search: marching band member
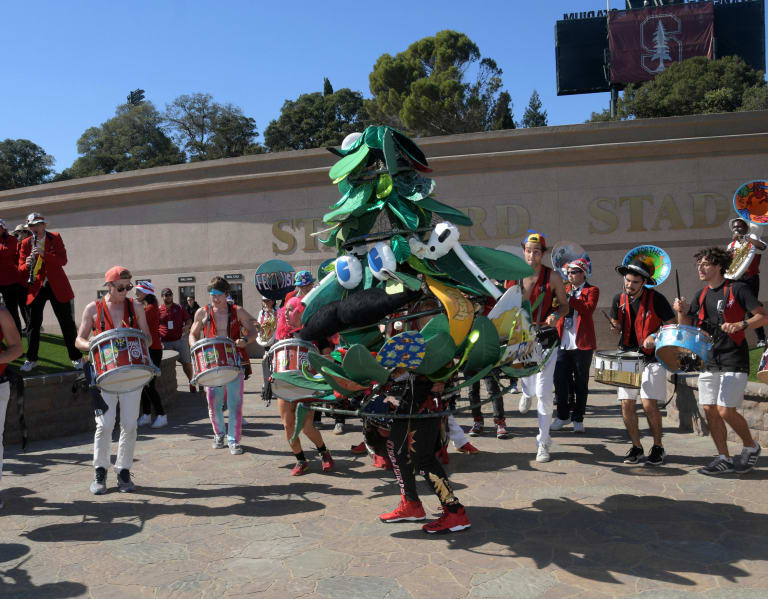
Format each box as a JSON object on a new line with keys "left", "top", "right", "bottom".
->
{"left": 726, "top": 218, "right": 767, "bottom": 347}
{"left": 609, "top": 258, "right": 675, "bottom": 466}
{"left": 135, "top": 282, "right": 167, "bottom": 428}
{"left": 75, "top": 266, "right": 151, "bottom": 494}
{"left": 674, "top": 247, "right": 765, "bottom": 475}
{"left": 256, "top": 297, "right": 277, "bottom": 400}
{"left": 0, "top": 305, "right": 24, "bottom": 509}
{"left": 189, "top": 276, "right": 257, "bottom": 456}
{"left": 551, "top": 258, "right": 599, "bottom": 433}
{"left": 517, "top": 232, "right": 568, "bottom": 463}
{"left": 0, "top": 219, "right": 24, "bottom": 334}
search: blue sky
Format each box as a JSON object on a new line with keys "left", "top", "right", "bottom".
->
{"left": 1, "top": 1, "right": 764, "bottom": 172}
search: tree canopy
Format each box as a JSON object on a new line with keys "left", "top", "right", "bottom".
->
{"left": 0, "top": 139, "right": 55, "bottom": 190}
{"left": 264, "top": 84, "right": 369, "bottom": 152}
{"left": 521, "top": 89, "right": 548, "bottom": 128}
{"left": 60, "top": 102, "right": 184, "bottom": 179}
{"left": 164, "top": 93, "right": 262, "bottom": 161}
{"left": 367, "top": 30, "right": 514, "bottom": 136}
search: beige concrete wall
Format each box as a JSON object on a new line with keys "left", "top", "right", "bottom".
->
{"left": 2, "top": 110, "right": 767, "bottom": 348}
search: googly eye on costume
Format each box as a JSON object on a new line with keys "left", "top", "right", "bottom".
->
{"left": 368, "top": 241, "right": 397, "bottom": 281}
{"left": 335, "top": 255, "right": 363, "bottom": 289}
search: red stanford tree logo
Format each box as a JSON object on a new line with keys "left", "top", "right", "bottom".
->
{"left": 641, "top": 14, "right": 682, "bottom": 74}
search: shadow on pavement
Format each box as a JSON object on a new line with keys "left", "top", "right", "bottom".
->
{"left": 0, "top": 542, "right": 86, "bottom": 598}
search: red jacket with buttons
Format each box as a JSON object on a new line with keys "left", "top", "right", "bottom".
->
{"left": 18, "top": 231, "right": 74, "bottom": 305}
{"left": 555, "top": 282, "right": 600, "bottom": 351}
{"left": 0, "top": 233, "right": 21, "bottom": 286}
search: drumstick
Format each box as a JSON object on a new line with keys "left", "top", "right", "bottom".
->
{"left": 675, "top": 269, "right": 681, "bottom": 300}
{"left": 601, "top": 309, "right": 618, "bottom": 331}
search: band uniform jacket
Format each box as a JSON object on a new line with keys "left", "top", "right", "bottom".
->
{"left": 555, "top": 282, "right": 599, "bottom": 350}
{"left": 18, "top": 231, "right": 75, "bottom": 305}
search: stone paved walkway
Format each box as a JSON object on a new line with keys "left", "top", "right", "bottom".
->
{"left": 1, "top": 364, "right": 767, "bottom": 598}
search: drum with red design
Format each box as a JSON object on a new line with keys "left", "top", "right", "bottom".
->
{"left": 89, "top": 328, "right": 157, "bottom": 393}
{"left": 191, "top": 336, "right": 241, "bottom": 387}
{"left": 757, "top": 348, "right": 768, "bottom": 384}
{"left": 267, "top": 339, "right": 319, "bottom": 400}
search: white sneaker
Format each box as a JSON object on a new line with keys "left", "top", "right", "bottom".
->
{"left": 333, "top": 422, "right": 344, "bottom": 435}
{"left": 536, "top": 444, "right": 551, "bottom": 463}
{"left": 20, "top": 360, "right": 37, "bottom": 372}
{"left": 519, "top": 395, "right": 531, "bottom": 414}
{"left": 72, "top": 359, "right": 84, "bottom": 370}
{"left": 550, "top": 417, "right": 571, "bottom": 431}
{"left": 137, "top": 414, "right": 152, "bottom": 427}
{"left": 573, "top": 421, "right": 585, "bottom": 433}
{"left": 151, "top": 414, "right": 168, "bottom": 428}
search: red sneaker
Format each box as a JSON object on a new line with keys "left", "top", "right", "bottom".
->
{"left": 372, "top": 454, "right": 393, "bottom": 470}
{"left": 290, "top": 461, "right": 309, "bottom": 476}
{"left": 422, "top": 506, "right": 471, "bottom": 534}
{"left": 457, "top": 442, "right": 479, "bottom": 454}
{"left": 380, "top": 496, "right": 426, "bottom": 522}
{"left": 321, "top": 452, "right": 334, "bottom": 472}
{"left": 351, "top": 441, "right": 368, "bottom": 454}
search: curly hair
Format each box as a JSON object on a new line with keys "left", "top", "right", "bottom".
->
{"left": 693, "top": 247, "right": 731, "bottom": 275}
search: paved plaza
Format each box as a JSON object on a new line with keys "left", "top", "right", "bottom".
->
{"left": 1, "top": 364, "right": 767, "bottom": 598}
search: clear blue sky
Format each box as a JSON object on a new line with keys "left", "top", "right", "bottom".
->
{"left": 1, "top": 1, "right": 764, "bottom": 172}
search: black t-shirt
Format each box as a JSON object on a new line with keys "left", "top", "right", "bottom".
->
{"left": 686, "top": 281, "right": 760, "bottom": 372}
{"left": 610, "top": 290, "right": 675, "bottom": 361}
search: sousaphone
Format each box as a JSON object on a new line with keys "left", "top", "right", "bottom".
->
{"left": 551, "top": 241, "right": 591, "bottom": 280}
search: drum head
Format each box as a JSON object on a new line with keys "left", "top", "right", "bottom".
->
{"left": 193, "top": 366, "right": 240, "bottom": 388}
{"left": 96, "top": 366, "right": 155, "bottom": 394}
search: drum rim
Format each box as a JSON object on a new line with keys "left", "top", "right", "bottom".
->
{"left": 89, "top": 327, "right": 149, "bottom": 350}
{"left": 267, "top": 338, "right": 319, "bottom": 356}
{"left": 658, "top": 323, "right": 712, "bottom": 337}
{"left": 190, "top": 336, "right": 236, "bottom": 351}
{"left": 191, "top": 365, "right": 241, "bottom": 386}
{"left": 95, "top": 364, "right": 158, "bottom": 393}
{"left": 595, "top": 350, "right": 644, "bottom": 359}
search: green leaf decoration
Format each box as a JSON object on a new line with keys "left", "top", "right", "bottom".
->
{"left": 271, "top": 371, "right": 332, "bottom": 392}
{"left": 382, "top": 128, "right": 399, "bottom": 177}
{"left": 336, "top": 176, "right": 352, "bottom": 199}
{"left": 392, "top": 129, "right": 428, "bottom": 167}
{"left": 415, "top": 197, "right": 473, "bottom": 226}
{"left": 301, "top": 273, "right": 345, "bottom": 324}
{"left": 394, "top": 171, "right": 436, "bottom": 201}
{"left": 376, "top": 173, "right": 393, "bottom": 199}
{"left": 414, "top": 332, "right": 456, "bottom": 375}
{"left": 323, "top": 181, "right": 374, "bottom": 223}
{"left": 407, "top": 255, "right": 445, "bottom": 277}
{"left": 339, "top": 325, "right": 384, "bottom": 351}
{"left": 386, "top": 196, "right": 420, "bottom": 230}
{"left": 329, "top": 144, "right": 370, "bottom": 181}
{"left": 364, "top": 126, "right": 384, "bottom": 150}
{"left": 343, "top": 344, "right": 391, "bottom": 384}
{"left": 420, "top": 313, "right": 450, "bottom": 337}
{"left": 391, "top": 235, "right": 411, "bottom": 263}
{"left": 461, "top": 245, "right": 534, "bottom": 281}
{"left": 464, "top": 316, "right": 501, "bottom": 372}
{"left": 394, "top": 271, "right": 422, "bottom": 292}
{"left": 433, "top": 252, "right": 489, "bottom": 295}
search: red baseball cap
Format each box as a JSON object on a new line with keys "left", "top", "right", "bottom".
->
{"left": 104, "top": 266, "right": 132, "bottom": 284}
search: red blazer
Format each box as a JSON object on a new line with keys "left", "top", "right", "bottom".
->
{"left": 18, "top": 231, "right": 74, "bottom": 305}
{"left": 556, "top": 282, "right": 599, "bottom": 351}
{"left": 0, "top": 233, "right": 21, "bottom": 286}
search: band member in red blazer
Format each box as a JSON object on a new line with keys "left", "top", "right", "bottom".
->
{"left": 552, "top": 258, "right": 599, "bottom": 433}
{"left": 17, "top": 212, "right": 81, "bottom": 372}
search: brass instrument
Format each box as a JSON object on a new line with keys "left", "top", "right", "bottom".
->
{"left": 725, "top": 237, "right": 757, "bottom": 280}
{"left": 256, "top": 311, "right": 277, "bottom": 346}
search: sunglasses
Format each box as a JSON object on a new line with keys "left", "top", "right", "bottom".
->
{"left": 113, "top": 283, "right": 133, "bottom": 292}
{"left": 162, "top": 293, "right": 173, "bottom": 297}
{"left": 567, "top": 270, "right": 583, "bottom": 275}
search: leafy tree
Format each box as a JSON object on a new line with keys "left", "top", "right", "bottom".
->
{"left": 585, "top": 108, "right": 619, "bottom": 123}
{"left": 620, "top": 56, "right": 766, "bottom": 118}
{"left": 367, "top": 30, "right": 513, "bottom": 136}
{"left": 164, "top": 93, "right": 261, "bottom": 161}
{"left": 264, "top": 84, "right": 369, "bottom": 152}
{"left": 741, "top": 85, "right": 768, "bottom": 112}
{"left": 0, "top": 139, "right": 54, "bottom": 190}
{"left": 521, "top": 89, "right": 548, "bottom": 128}
{"left": 61, "top": 102, "right": 184, "bottom": 179}
{"left": 490, "top": 91, "right": 515, "bottom": 130}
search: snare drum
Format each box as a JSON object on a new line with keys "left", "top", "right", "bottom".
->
{"left": 593, "top": 350, "right": 644, "bottom": 389}
{"left": 267, "top": 339, "right": 319, "bottom": 400}
{"left": 655, "top": 324, "right": 712, "bottom": 373}
{"left": 757, "top": 348, "right": 768, "bottom": 384}
{"left": 89, "top": 328, "right": 158, "bottom": 393}
{"left": 191, "top": 337, "right": 241, "bottom": 387}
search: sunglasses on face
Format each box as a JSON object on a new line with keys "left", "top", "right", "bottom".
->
{"left": 567, "top": 270, "right": 583, "bottom": 275}
{"left": 113, "top": 284, "right": 133, "bottom": 292}
{"left": 163, "top": 293, "right": 173, "bottom": 297}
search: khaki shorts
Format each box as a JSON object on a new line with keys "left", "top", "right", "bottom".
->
{"left": 697, "top": 371, "right": 748, "bottom": 408}
{"left": 162, "top": 338, "right": 191, "bottom": 364}
{"left": 617, "top": 362, "right": 666, "bottom": 402}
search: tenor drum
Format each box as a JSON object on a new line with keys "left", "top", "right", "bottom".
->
{"left": 89, "top": 328, "right": 157, "bottom": 393}
{"left": 757, "top": 348, "right": 768, "bottom": 384}
{"left": 267, "top": 339, "right": 319, "bottom": 400}
{"left": 593, "top": 350, "right": 644, "bottom": 389}
{"left": 191, "top": 337, "right": 241, "bottom": 387}
{"left": 654, "top": 325, "right": 712, "bottom": 373}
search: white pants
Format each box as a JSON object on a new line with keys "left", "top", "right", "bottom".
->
{"left": 520, "top": 346, "right": 558, "bottom": 447}
{"left": 93, "top": 388, "right": 142, "bottom": 471}
{"left": 0, "top": 382, "right": 9, "bottom": 483}
{"left": 446, "top": 414, "right": 468, "bottom": 448}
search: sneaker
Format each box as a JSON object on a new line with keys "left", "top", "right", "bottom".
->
{"left": 351, "top": 441, "right": 368, "bottom": 454}
{"left": 290, "top": 461, "right": 309, "bottom": 476}
{"left": 20, "top": 360, "right": 37, "bottom": 373}
{"left": 573, "top": 421, "right": 585, "bottom": 433}
{"left": 380, "top": 496, "right": 426, "bottom": 522}
{"left": 151, "top": 414, "right": 168, "bottom": 429}
{"left": 372, "top": 454, "right": 393, "bottom": 470}
{"left": 757, "top": 340, "right": 767, "bottom": 348}
{"left": 422, "top": 506, "right": 471, "bottom": 534}
{"left": 229, "top": 442, "right": 244, "bottom": 455}
{"left": 734, "top": 444, "right": 761, "bottom": 474}
{"left": 536, "top": 444, "right": 551, "bottom": 463}
{"left": 72, "top": 359, "right": 84, "bottom": 370}
{"left": 468, "top": 421, "right": 483, "bottom": 437}
{"left": 698, "top": 457, "right": 734, "bottom": 476}
{"left": 519, "top": 395, "right": 531, "bottom": 414}
{"left": 623, "top": 446, "right": 645, "bottom": 464}
{"left": 116, "top": 469, "right": 136, "bottom": 493}
{"left": 550, "top": 417, "right": 571, "bottom": 431}
{"left": 90, "top": 467, "right": 107, "bottom": 495}
{"left": 647, "top": 445, "right": 666, "bottom": 466}
{"left": 212, "top": 434, "right": 226, "bottom": 449}
{"left": 333, "top": 422, "right": 345, "bottom": 435}
{"left": 509, "top": 383, "right": 519, "bottom": 393}
{"left": 457, "top": 442, "right": 479, "bottom": 454}
{"left": 496, "top": 422, "right": 509, "bottom": 439}
{"left": 321, "top": 452, "right": 334, "bottom": 472}
{"left": 137, "top": 414, "right": 152, "bottom": 427}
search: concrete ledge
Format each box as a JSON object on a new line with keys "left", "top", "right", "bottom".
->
{"left": 3, "top": 350, "right": 182, "bottom": 446}
{"left": 665, "top": 372, "right": 767, "bottom": 446}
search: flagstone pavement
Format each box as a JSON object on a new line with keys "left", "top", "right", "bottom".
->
{"left": 2, "top": 364, "right": 768, "bottom": 598}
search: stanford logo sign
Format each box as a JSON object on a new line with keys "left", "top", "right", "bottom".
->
{"left": 641, "top": 14, "right": 682, "bottom": 74}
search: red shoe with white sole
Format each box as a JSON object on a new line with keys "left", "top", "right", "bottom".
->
{"left": 380, "top": 496, "right": 426, "bottom": 522}
{"left": 422, "top": 506, "right": 471, "bottom": 534}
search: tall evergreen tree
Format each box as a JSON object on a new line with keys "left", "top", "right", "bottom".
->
{"left": 323, "top": 78, "right": 334, "bottom": 96}
{"left": 521, "top": 89, "right": 548, "bottom": 128}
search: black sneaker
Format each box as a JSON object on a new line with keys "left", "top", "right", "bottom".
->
{"left": 647, "top": 445, "right": 666, "bottom": 466}
{"left": 698, "top": 457, "right": 734, "bottom": 476}
{"left": 623, "top": 446, "right": 644, "bottom": 464}
{"left": 734, "top": 444, "right": 761, "bottom": 474}
{"left": 116, "top": 469, "right": 136, "bottom": 492}
{"left": 90, "top": 467, "right": 107, "bottom": 495}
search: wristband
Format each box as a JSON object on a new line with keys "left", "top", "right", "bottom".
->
{"left": 742, "top": 319, "right": 749, "bottom": 331}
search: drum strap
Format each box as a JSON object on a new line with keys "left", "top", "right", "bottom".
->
{"left": 697, "top": 283, "right": 745, "bottom": 344}
{"left": 96, "top": 298, "right": 136, "bottom": 333}
{"left": 203, "top": 304, "right": 238, "bottom": 339}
